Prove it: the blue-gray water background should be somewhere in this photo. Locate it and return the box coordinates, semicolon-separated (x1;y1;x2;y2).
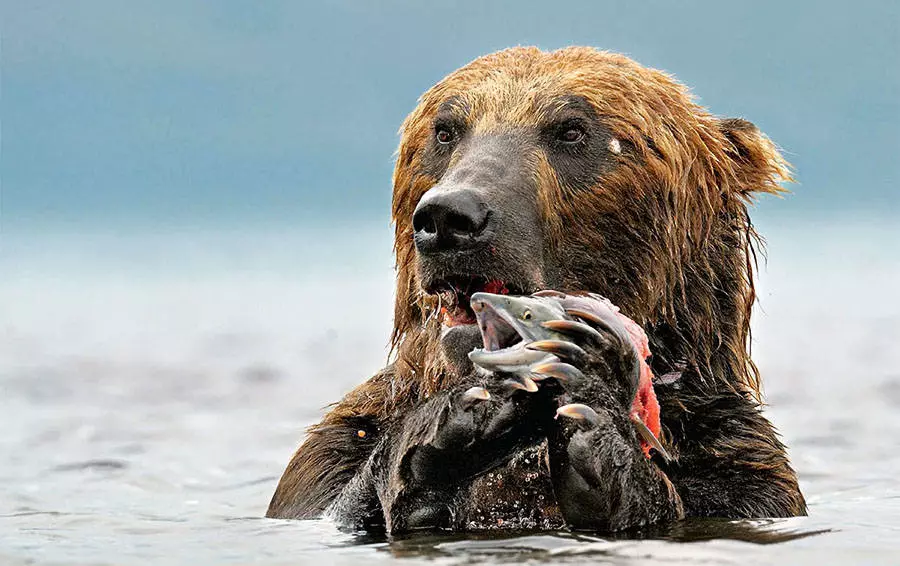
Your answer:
1;2;898;564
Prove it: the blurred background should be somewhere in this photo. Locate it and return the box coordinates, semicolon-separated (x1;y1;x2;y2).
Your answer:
1;2;898;564
4;1;899;229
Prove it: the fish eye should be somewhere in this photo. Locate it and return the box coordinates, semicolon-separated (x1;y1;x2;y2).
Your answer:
523;310;532;320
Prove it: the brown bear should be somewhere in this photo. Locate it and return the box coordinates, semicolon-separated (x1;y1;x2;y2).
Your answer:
266;46;806;533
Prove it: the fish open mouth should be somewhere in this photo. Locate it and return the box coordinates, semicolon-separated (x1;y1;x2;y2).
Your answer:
465;291;556;374
424;275;520;328
469;296;524;352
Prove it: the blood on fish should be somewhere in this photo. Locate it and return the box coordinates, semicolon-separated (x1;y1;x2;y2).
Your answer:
614;311;662;458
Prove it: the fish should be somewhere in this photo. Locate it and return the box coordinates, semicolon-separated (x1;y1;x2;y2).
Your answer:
467;292;570;373
467;290;671;461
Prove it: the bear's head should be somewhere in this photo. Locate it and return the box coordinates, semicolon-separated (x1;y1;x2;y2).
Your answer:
390;47;790;400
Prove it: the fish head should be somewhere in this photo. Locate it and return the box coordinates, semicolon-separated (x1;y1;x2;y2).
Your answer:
470;292;567;351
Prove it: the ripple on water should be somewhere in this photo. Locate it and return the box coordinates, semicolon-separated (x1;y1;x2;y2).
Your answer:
49;459;130;473
1;225;898;565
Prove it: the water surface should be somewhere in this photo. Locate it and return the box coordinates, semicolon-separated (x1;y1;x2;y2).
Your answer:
1;220;898;564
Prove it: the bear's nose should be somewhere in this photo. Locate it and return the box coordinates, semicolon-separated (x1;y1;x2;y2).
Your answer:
412;188;494;254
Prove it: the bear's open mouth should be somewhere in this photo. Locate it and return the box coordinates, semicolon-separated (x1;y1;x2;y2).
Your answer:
425;275;520;327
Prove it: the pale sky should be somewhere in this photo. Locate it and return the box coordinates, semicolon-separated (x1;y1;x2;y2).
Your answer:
2;1;898;229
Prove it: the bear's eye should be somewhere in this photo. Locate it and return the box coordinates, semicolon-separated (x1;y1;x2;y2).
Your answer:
557;127;585;144
436;127;454;145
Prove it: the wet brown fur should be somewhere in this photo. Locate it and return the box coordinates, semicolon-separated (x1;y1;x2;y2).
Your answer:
267;47;805;522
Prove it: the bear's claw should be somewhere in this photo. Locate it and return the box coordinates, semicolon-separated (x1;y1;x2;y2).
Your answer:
563;307;623;341
460;386;491;408
526;339;588;363
540;319;604;343
502;376;539;393
531;289;568;298
631;413;672;462
529;361;586;384
556;403;603;427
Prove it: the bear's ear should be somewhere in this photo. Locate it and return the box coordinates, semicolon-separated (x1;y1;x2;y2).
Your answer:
717;117;792;198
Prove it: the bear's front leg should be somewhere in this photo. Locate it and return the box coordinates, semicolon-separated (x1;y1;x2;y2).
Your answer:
548;405;683;530
351;381;555;533
528;303;685;531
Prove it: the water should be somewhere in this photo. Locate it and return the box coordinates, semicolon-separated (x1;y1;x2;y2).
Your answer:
1;219;898;565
